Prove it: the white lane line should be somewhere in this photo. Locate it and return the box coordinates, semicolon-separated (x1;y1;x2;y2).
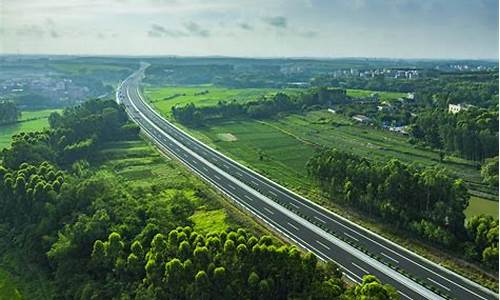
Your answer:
316;240;331;250
251;180;259;186
314;216;326;224
191;160;197;164
398;291;414;300
269;190;278;197
203;167;209;172
263;207;274;215
214;175;221;180
287;222;299;231
427;278;451;292
381;252;399;264
289;202;300;209
228;184;236;190
244;195;254;202
236;172;243;177
352;262;369;274
344;232;359;242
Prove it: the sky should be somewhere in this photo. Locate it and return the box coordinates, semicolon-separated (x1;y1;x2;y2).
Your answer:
0;0;498;59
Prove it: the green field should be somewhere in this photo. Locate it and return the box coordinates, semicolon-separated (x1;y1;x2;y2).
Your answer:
145;86;497;218
465;196;499;219
347;89;408;101
143;85;298;118
0;109;61;149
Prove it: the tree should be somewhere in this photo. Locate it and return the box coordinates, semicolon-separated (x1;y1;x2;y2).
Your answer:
481;156;499;187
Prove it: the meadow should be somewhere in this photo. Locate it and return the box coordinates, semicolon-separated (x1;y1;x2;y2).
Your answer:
346;88;408;101
0;109;60;149
145;86;498;218
143;85;299;118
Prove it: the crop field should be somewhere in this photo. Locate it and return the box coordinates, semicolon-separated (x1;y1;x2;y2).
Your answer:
144;85;299;118
50;63;131;75
146;87;497;217
0;109;60;149
346;89;408;101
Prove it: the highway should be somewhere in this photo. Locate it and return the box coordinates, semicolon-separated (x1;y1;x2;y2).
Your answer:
117;67;498;300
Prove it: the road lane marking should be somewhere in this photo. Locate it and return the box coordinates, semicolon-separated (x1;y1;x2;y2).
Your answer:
381;252;399;264
203;167;209;172
427;278;451;292
251;180;259;186
287;222;299;231
214;175;221;180
236;172;243;177
314;216;326;224
244;195;254;202
344;232;359;242
289;202;300;209
269;190;278;197
397;291;414;300
316;240;331;250
352;262;369;274
228;184;236;190
263;207;274;215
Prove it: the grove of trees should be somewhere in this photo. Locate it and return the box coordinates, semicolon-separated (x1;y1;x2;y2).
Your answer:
306;148;498;268
410;107;498;161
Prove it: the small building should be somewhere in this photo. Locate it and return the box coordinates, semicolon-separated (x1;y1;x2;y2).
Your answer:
448;103;473;114
352;115;371;123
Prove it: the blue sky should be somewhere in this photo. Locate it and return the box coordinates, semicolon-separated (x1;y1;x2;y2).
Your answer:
0;0;498;58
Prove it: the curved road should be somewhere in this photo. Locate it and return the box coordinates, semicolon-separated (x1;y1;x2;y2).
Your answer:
117;66;497;300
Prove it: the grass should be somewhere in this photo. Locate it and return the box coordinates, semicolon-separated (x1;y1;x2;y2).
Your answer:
143;85;299;118
346;89;408;101
95;138;274;236
190;209;230;234
465;196;499;219
0;109;61;149
0;268;22;300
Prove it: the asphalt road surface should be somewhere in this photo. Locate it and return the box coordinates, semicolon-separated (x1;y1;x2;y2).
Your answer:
116;67;497;300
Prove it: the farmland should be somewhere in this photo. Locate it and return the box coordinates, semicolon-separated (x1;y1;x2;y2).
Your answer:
145;85;498;218
143;85;299;118
0;109;60;149
346;89;408;101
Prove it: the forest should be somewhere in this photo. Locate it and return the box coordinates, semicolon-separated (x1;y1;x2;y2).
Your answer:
410;107;498;161
306;148;498;269
0;99;399;299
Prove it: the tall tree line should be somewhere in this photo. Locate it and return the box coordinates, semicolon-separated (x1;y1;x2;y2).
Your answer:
306;148;498;268
410;107;498;161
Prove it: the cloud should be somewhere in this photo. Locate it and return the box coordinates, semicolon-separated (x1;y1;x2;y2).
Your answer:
147;22;210;38
298;30;318;38
263;16;287;28
15;25;45;37
239;23;253;31
184;21;210;37
50;30;60;38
